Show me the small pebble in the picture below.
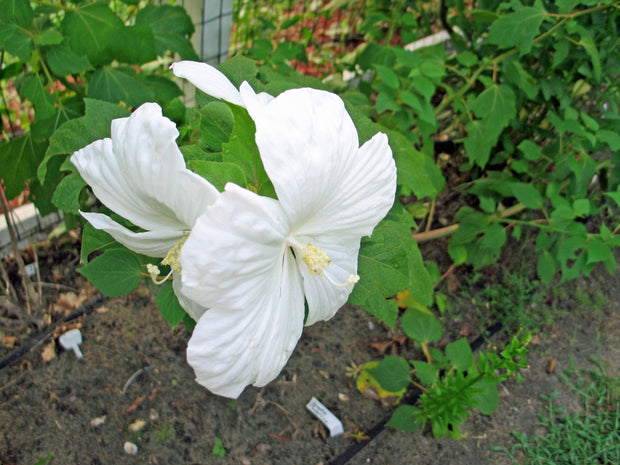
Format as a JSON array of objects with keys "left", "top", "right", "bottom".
[
  {"left": 124, "top": 441, "right": 138, "bottom": 455},
  {"left": 128, "top": 419, "right": 146, "bottom": 432},
  {"left": 90, "top": 416, "right": 106, "bottom": 427}
]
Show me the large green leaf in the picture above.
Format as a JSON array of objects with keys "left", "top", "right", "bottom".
[
  {"left": 38, "top": 99, "right": 129, "bottom": 183},
  {"left": 78, "top": 248, "right": 143, "bottom": 296},
  {"left": 367, "top": 355, "right": 411, "bottom": 392},
  {"left": 18, "top": 73, "right": 56, "bottom": 120},
  {"left": 486, "top": 4, "right": 547, "bottom": 54},
  {"left": 135, "top": 4, "right": 198, "bottom": 60},
  {"left": 156, "top": 284, "right": 187, "bottom": 328},
  {"left": 218, "top": 54, "right": 260, "bottom": 88},
  {"left": 221, "top": 104, "right": 275, "bottom": 197},
  {"left": 400, "top": 304, "right": 442, "bottom": 344},
  {"left": 387, "top": 405, "right": 420, "bottom": 432},
  {"left": 62, "top": 2, "right": 122, "bottom": 67},
  {"left": 46, "top": 44, "right": 93, "bottom": 76},
  {"left": 105, "top": 23, "right": 157, "bottom": 65},
  {"left": 469, "top": 84, "right": 516, "bottom": 133},
  {"left": 0, "top": 0, "right": 33, "bottom": 27},
  {"left": 199, "top": 101, "right": 235, "bottom": 152},
  {"left": 445, "top": 338, "right": 475, "bottom": 371},
  {"left": 87, "top": 67, "right": 155, "bottom": 107},
  {"left": 187, "top": 160, "right": 247, "bottom": 192},
  {"left": 349, "top": 219, "right": 413, "bottom": 328},
  {"left": 0, "top": 22, "right": 32, "bottom": 61},
  {"left": 386, "top": 129, "right": 444, "bottom": 199},
  {"left": 0, "top": 134, "right": 44, "bottom": 198}
]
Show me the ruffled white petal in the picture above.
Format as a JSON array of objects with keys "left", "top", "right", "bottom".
[
  {"left": 181, "top": 184, "right": 304, "bottom": 397},
  {"left": 294, "top": 237, "right": 361, "bottom": 325},
  {"left": 170, "top": 61, "right": 244, "bottom": 106},
  {"left": 248, "top": 88, "right": 396, "bottom": 239},
  {"left": 72, "top": 103, "right": 218, "bottom": 232},
  {"left": 187, "top": 250, "right": 304, "bottom": 397},
  {"left": 172, "top": 272, "right": 208, "bottom": 322},
  {"left": 80, "top": 211, "right": 180, "bottom": 257},
  {"left": 180, "top": 183, "right": 290, "bottom": 307}
]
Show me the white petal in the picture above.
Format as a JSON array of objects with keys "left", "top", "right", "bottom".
[
  {"left": 295, "top": 237, "right": 361, "bottom": 325},
  {"left": 72, "top": 103, "right": 218, "bottom": 232},
  {"left": 249, "top": 88, "right": 396, "bottom": 238},
  {"left": 80, "top": 211, "right": 180, "bottom": 257},
  {"left": 172, "top": 272, "right": 207, "bottom": 322},
  {"left": 180, "top": 183, "right": 290, "bottom": 308},
  {"left": 186, "top": 251, "right": 304, "bottom": 398},
  {"left": 180, "top": 184, "right": 304, "bottom": 397},
  {"left": 170, "top": 61, "right": 244, "bottom": 106},
  {"left": 239, "top": 81, "right": 274, "bottom": 109}
]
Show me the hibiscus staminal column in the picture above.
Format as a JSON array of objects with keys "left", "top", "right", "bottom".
[{"left": 288, "top": 238, "right": 360, "bottom": 287}]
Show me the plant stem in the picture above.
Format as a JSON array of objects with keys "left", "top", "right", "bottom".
[
  {"left": 413, "top": 204, "right": 527, "bottom": 243},
  {"left": 0, "top": 182, "right": 42, "bottom": 319}
]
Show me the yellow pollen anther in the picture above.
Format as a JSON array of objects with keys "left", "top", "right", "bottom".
[
  {"left": 301, "top": 243, "right": 331, "bottom": 275},
  {"left": 161, "top": 234, "right": 188, "bottom": 275}
]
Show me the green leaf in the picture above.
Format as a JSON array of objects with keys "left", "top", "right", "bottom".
[
  {"left": 78, "top": 249, "right": 143, "bottom": 296},
  {"left": 80, "top": 223, "right": 122, "bottom": 264},
  {"left": 156, "top": 284, "right": 187, "bottom": 328},
  {"left": 412, "top": 360, "right": 438, "bottom": 386},
  {"left": 445, "top": 338, "right": 475, "bottom": 371},
  {"left": 518, "top": 140, "right": 542, "bottom": 161},
  {"left": 0, "top": 133, "right": 44, "bottom": 198},
  {"left": 46, "top": 44, "right": 93, "bottom": 76},
  {"left": 34, "top": 29, "right": 63, "bottom": 46},
  {"left": 367, "top": 355, "right": 411, "bottom": 392},
  {"left": 349, "top": 219, "right": 414, "bottom": 328},
  {"left": 200, "top": 102, "right": 235, "bottom": 152},
  {"left": 470, "top": 84, "right": 516, "bottom": 133},
  {"left": 586, "top": 238, "right": 612, "bottom": 265},
  {"left": 0, "top": 0, "right": 33, "bottom": 27},
  {"left": 537, "top": 249, "right": 557, "bottom": 284},
  {"left": 464, "top": 119, "right": 502, "bottom": 167},
  {"left": 374, "top": 64, "right": 400, "bottom": 90},
  {"left": 400, "top": 305, "right": 442, "bottom": 344},
  {"left": 62, "top": 2, "right": 123, "bottom": 67},
  {"left": 386, "top": 129, "right": 444, "bottom": 198},
  {"left": 187, "top": 160, "right": 247, "bottom": 192},
  {"left": 88, "top": 67, "right": 155, "bottom": 107},
  {"left": 387, "top": 405, "right": 420, "bottom": 432},
  {"left": 510, "top": 182, "right": 543, "bottom": 209},
  {"left": 51, "top": 171, "right": 85, "bottom": 213},
  {"left": 18, "top": 73, "right": 57, "bottom": 120},
  {"left": 135, "top": 75, "right": 182, "bottom": 106},
  {"left": 135, "top": 4, "right": 198, "bottom": 60},
  {"left": 39, "top": 99, "right": 129, "bottom": 183},
  {"left": 0, "top": 21, "right": 32, "bottom": 61},
  {"left": 486, "top": 5, "right": 546, "bottom": 54},
  {"left": 221, "top": 104, "right": 275, "bottom": 197},
  {"left": 106, "top": 23, "right": 157, "bottom": 65},
  {"left": 471, "top": 378, "right": 499, "bottom": 415}
]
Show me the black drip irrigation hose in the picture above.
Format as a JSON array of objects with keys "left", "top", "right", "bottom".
[
  {"left": 0, "top": 294, "right": 108, "bottom": 374},
  {"left": 329, "top": 321, "right": 504, "bottom": 465}
]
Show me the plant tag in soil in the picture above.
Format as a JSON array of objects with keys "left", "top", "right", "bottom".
[
  {"left": 59, "top": 329, "right": 83, "bottom": 358},
  {"left": 306, "top": 397, "right": 344, "bottom": 437}
]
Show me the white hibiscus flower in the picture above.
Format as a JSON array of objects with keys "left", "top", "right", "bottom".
[
  {"left": 71, "top": 102, "right": 218, "bottom": 321},
  {"left": 173, "top": 62, "right": 397, "bottom": 398}
]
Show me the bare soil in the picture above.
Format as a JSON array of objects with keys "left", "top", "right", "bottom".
[{"left": 0, "top": 239, "right": 618, "bottom": 465}]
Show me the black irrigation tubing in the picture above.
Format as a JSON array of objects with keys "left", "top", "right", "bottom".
[
  {"left": 0, "top": 293, "right": 108, "bottom": 374},
  {"left": 329, "top": 321, "right": 504, "bottom": 465}
]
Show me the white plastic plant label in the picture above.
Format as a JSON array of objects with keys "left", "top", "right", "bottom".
[{"left": 306, "top": 397, "right": 344, "bottom": 437}]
